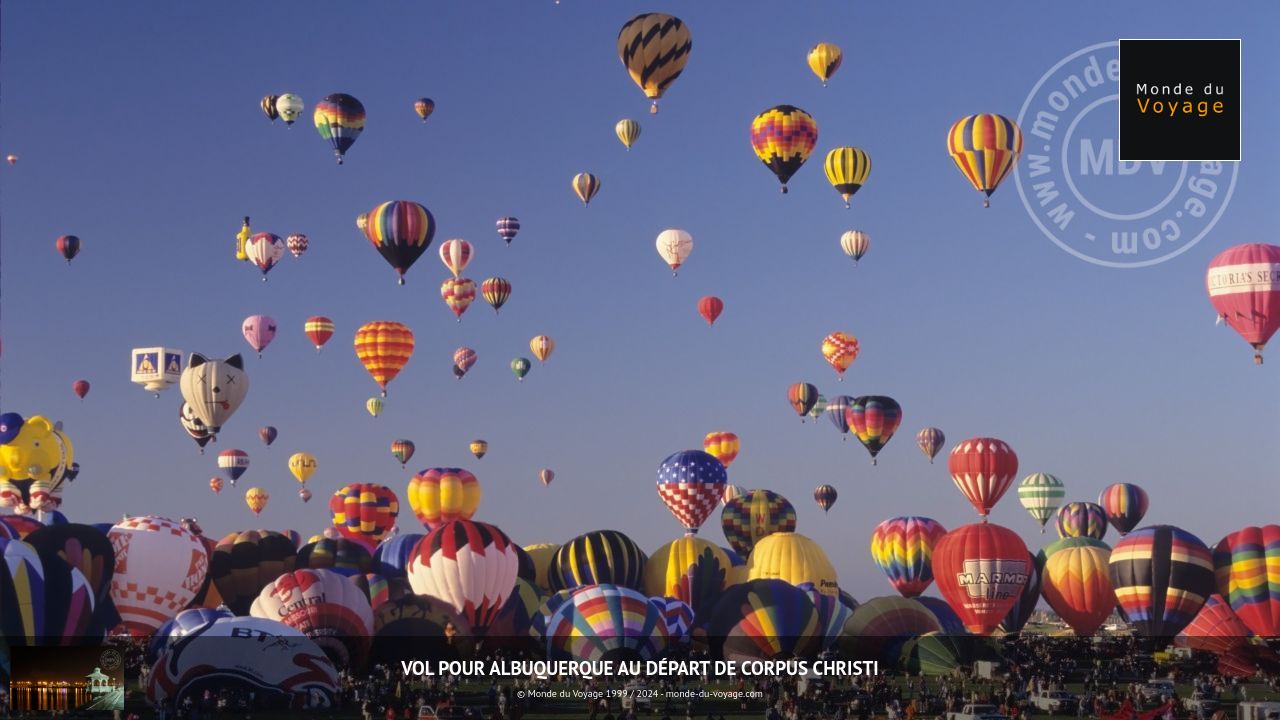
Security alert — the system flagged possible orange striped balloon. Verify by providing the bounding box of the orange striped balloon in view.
[947,114,1023,207]
[703,431,740,468]
[354,321,414,396]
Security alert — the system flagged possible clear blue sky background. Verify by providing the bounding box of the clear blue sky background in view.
[2,2,1277,601]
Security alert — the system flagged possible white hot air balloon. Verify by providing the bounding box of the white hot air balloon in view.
[656,228,693,276]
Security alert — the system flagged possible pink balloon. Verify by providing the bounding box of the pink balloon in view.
[242,315,278,356]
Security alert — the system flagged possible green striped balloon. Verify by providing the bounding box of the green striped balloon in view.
[1017,473,1065,532]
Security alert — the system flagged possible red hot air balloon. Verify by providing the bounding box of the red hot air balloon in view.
[72,380,90,400]
[1205,243,1280,363]
[947,437,1018,518]
[697,296,724,326]
[931,522,1030,635]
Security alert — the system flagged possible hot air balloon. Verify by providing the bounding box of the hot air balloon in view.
[481,277,512,313]
[249,568,374,667]
[1110,525,1215,637]
[55,235,80,264]
[218,449,250,483]
[180,402,212,454]
[617,13,691,114]
[511,357,531,381]
[241,315,277,358]
[438,238,473,278]
[932,522,1030,635]
[656,450,727,536]
[180,353,249,437]
[947,114,1023,207]
[354,321,414,396]
[839,597,941,666]
[549,530,647,592]
[656,228,693,275]
[298,487,312,503]
[702,431,739,468]
[23,522,120,635]
[259,426,276,446]
[302,316,334,352]
[720,489,797,558]
[6,154,17,165]
[571,173,600,206]
[787,382,819,421]
[261,94,279,121]
[869,516,947,598]
[644,536,730,618]
[1039,537,1116,636]
[148,607,236,664]
[948,437,1019,518]
[356,213,368,231]
[390,439,415,468]
[1098,483,1149,536]
[529,335,555,364]
[313,93,365,164]
[820,332,859,380]
[538,468,554,487]
[1179,594,1255,655]
[807,42,842,86]
[469,440,488,459]
[406,520,519,631]
[330,483,400,551]
[1017,473,1065,532]
[440,277,476,320]
[916,427,945,463]
[276,93,303,125]
[244,232,285,280]
[824,147,871,208]
[998,551,1044,634]
[1205,244,1280,363]
[540,583,670,662]
[496,216,520,245]
[363,200,435,285]
[840,230,870,264]
[1,539,98,643]
[285,233,308,258]
[406,468,481,531]
[453,347,477,379]
[72,379,90,400]
[208,529,298,615]
[366,397,384,418]
[414,97,435,121]
[245,487,269,515]
[1056,502,1108,540]
[616,118,641,149]
[703,579,821,662]
[750,105,818,193]
[297,537,372,578]
[209,477,223,494]
[813,485,838,513]
[824,395,852,438]
[108,516,208,635]
[287,452,316,484]
[847,395,902,465]
[1213,525,1280,638]
[697,296,723,326]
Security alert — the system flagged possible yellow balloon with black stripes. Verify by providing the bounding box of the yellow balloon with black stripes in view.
[807,42,843,86]
[947,113,1023,207]
[824,146,872,208]
[617,13,692,114]
[548,529,647,592]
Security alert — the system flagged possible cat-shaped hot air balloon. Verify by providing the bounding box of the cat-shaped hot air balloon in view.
[179,353,249,438]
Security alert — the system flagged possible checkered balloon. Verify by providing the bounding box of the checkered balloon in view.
[656,450,727,535]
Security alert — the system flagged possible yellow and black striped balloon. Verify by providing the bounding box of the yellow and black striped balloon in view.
[617,13,692,113]
[549,529,647,592]
[824,147,872,208]
[947,114,1023,207]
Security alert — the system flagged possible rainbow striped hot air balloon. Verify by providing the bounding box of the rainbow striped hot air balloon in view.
[1213,525,1280,639]
[313,93,365,164]
[1109,525,1215,638]
[1056,502,1108,541]
[363,201,435,285]
[869,516,947,598]
[354,321,414,397]
[947,113,1023,207]
[1098,483,1149,536]
[847,396,901,465]
[1017,473,1065,532]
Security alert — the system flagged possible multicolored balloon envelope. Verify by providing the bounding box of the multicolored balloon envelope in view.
[839,596,941,665]
[1109,525,1215,638]
[1038,537,1116,636]
[354,321,414,396]
[656,449,727,535]
[931,522,1030,635]
[329,483,399,551]
[407,468,481,531]
[998,551,1044,634]
[1098,483,1149,536]
[869,516,947,598]
[313,93,365,164]
[1213,524,1280,638]
[700,579,821,662]
[721,489,797,558]
[1056,502,1108,540]
[209,529,298,615]
[363,201,435,284]
[947,113,1023,207]
[1178,594,1254,655]
[750,105,818,193]
[542,583,670,662]
[405,520,519,632]
[847,396,902,465]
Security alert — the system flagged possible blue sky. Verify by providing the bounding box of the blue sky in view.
[2,2,1277,601]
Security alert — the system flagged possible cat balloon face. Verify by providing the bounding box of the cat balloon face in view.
[179,353,250,436]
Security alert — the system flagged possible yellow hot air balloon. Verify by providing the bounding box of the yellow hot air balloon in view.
[288,452,317,484]
[644,536,731,611]
[530,335,555,364]
[245,487,269,515]
[469,440,488,459]
[366,397,384,418]
[406,468,482,531]
[617,13,692,114]
[947,114,1024,207]
[746,532,839,597]
[807,42,843,86]
[354,321,415,397]
[523,543,561,592]
[571,173,600,206]
[823,147,871,208]
[235,216,251,262]
[615,119,641,150]
[821,331,860,380]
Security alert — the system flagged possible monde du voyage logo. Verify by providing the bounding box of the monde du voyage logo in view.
[1016,40,1240,269]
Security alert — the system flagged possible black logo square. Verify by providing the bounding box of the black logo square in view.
[1119,39,1240,161]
